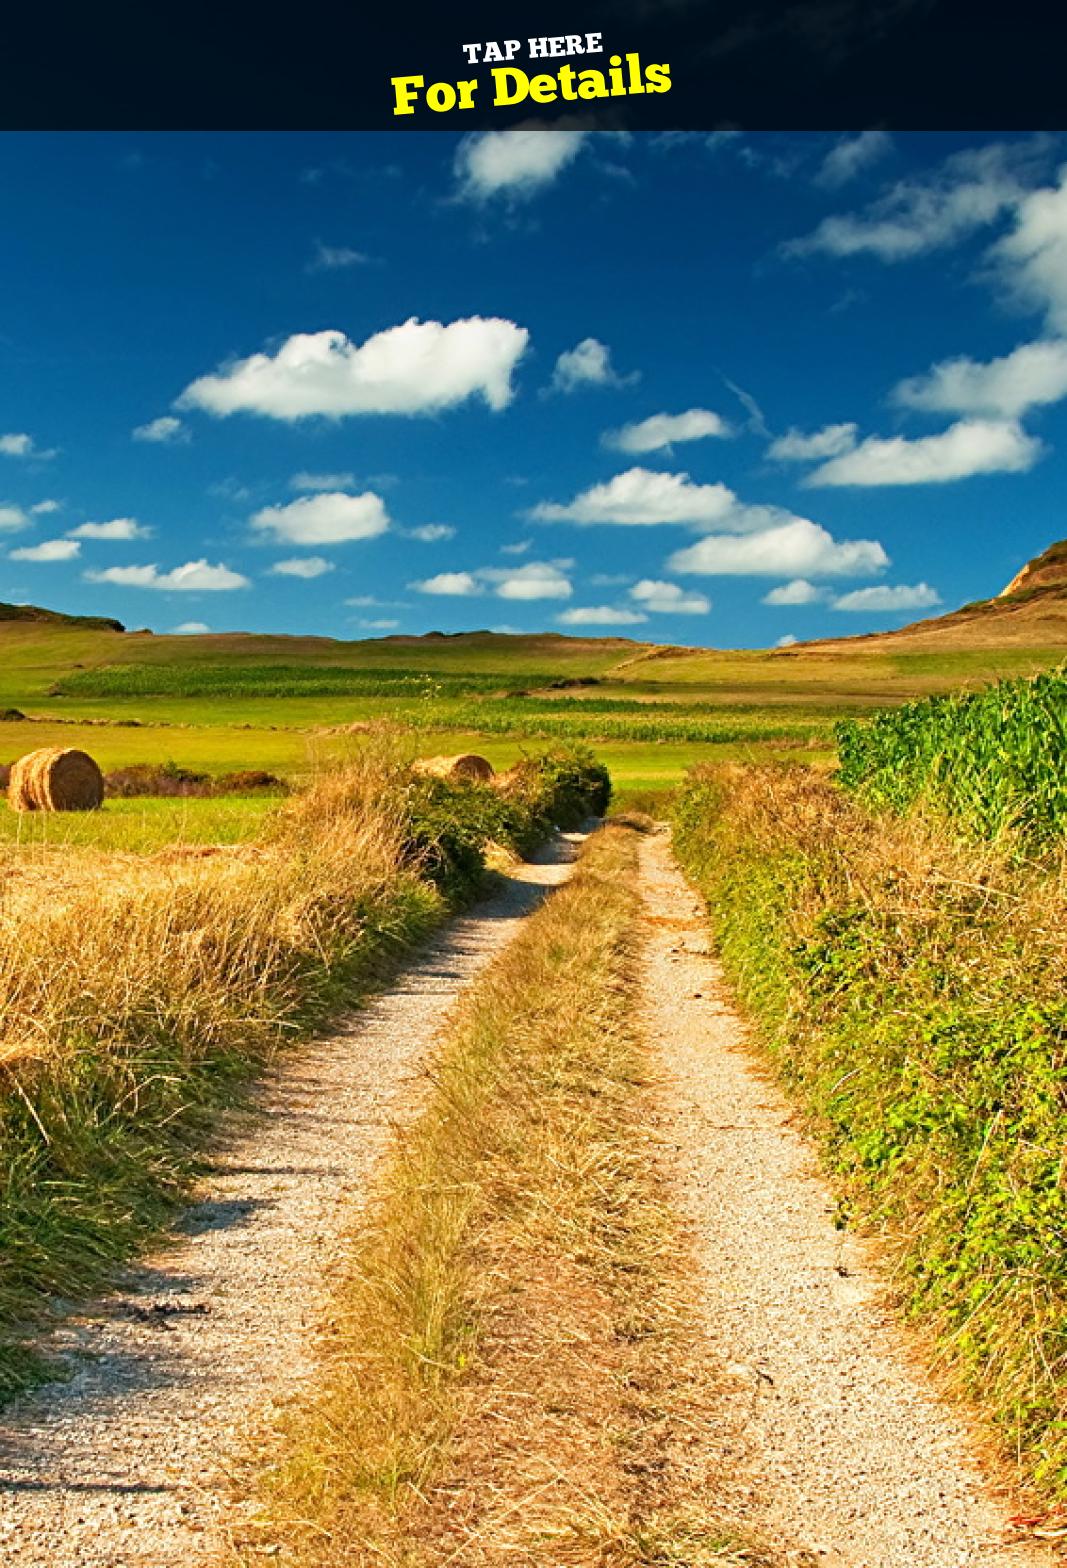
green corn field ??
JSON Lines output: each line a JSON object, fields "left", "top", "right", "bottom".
{"left": 835, "top": 667, "right": 1067, "bottom": 847}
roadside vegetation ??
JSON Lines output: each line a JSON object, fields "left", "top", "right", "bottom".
{"left": 229, "top": 822, "right": 765, "bottom": 1568}
{"left": 0, "top": 745, "right": 608, "bottom": 1396}
{"left": 674, "top": 751, "right": 1067, "bottom": 1495}
{"left": 837, "top": 666, "right": 1067, "bottom": 848}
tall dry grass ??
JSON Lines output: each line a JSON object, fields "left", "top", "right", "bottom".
{"left": 0, "top": 750, "right": 442, "bottom": 1393}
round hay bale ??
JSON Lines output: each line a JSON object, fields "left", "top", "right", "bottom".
{"left": 412, "top": 753, "right": 495, "bottom": 784}
{"left": 8, "top": 747, "right": 104, "bottom": 812}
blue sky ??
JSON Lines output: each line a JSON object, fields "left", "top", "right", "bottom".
{"left": 2, "top": 130, "right": 1066, "bottom": 647}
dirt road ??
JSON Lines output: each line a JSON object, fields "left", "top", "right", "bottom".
{"left": 638, "top": 828, "right": 1052, "bottom": 1568}
{"left": 0, "top": 834, "right": 584, "bottom": 1568}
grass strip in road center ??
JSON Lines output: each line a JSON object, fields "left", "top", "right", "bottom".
{"left": 227, "top": 822, "right": 772, "bottom": 1567}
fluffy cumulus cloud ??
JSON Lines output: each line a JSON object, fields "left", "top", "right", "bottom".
{"left": 0, "top": 432, "right": 58, "bottom": 460}
{"left": 603, "top": 408, "right": 730, "bottom": 454}
{"left": 531, "top": 467, "right": 737, "bottom": 527}
{"left": 413, "top": 571, "right": 482, "bottom": 597}
{"left": 0, "top": 505, "right": 29, "bottom": 531}
{"left": 815, "top": 131, "right": 893, "bottom": 189}
{"left": 762, "top": 578, "right": 824, "bottom": 605}
{"left": 807, "top": 418, "right": 1043, "bottom": 486}
{"left": 250, "top": 491, "right": 390, "bottom": 545}
{"left": 893, "top": 338, "right": 1067, "bottom": 419}
{"left": 10, "top": 538, "right": 80, "bottom": 562}
{"left": 132, "top": 415, "right": 187, "bottom": 443}
{"left": 832, "top": 582, "right": 942, "bottom": 612}
{"left": 550, "top": 337, "right": 637, "bottom": 394}
{"left": 406, "top": 523, "right": 455, "bottom": 542}
{"left": 455, "top": 128, "right": 589, "bottom": 201}
{"left": 478, "top": 562, "right": 572, "bottom": 600}
{"left": 788, "top": 141, "right": 1048, "bottom": 261}
{"left": 412, "top": 562, "right": 573, "bottom": 600}
{"left": 669, "top": 518, "right": 888, "bottom": 578}
{"left": 557, "top": 605, "right": 649, "bottom": 626}
{"left": 68, "top": 517, "right": 152, "bottom": 540}
{"left": 179, "top": 317, "right": 529, "bottom": 420}
{"left": 767, "top": 422, "right": 858, "bottom": 461}
{"left": 990, "top": 165, "right": 1067, "bottom": 333}
{"left": 85, "top": 560, "right": 249, "bottom": 591}
{"left": 629, "top": 578, "right": 711, "bottom": 614}
{"left": 269, "top": 556, "right": 335, "bottom": 578}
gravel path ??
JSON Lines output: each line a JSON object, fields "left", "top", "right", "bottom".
{"left": 0, "top": 833, "right": 585, "bottom": 1568}
{"left": 639, "top": 829, "right": 1054, "bottom": 1568}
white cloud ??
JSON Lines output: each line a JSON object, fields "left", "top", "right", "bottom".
{"left": 68, "top": 517, "right": 152, "bottom": 541}
{"left": 358, "top": 618, "right": 400, "bottom": 630}
{"left": 10, "top": 538, "right": 80, "bottom": 562}
{"left": 172, "top": 621, "right": 210, "bottom": 634}
{"left": 893, "top": 339, "right": 1067, "bottom": 418}
{"left": 669, "top": 518, "right": 888, "bottom": 578}
{"left": 767, "top": 422, "right": 858, "bottom": 461}
{"left": 406, "top": 524, "right": 455, "bottom": 542}
{"left": 603, "top": 408, "right": 730, "bottom": 454}
{"left": 0, "top": 505, "right": 29, "bottom": 532}
{"left": 0, "top": 432, "right": 58, "bottom": 460}
{"left": 832, "top": 582, "right": 942, "bottom": 612}
{"left": 989, "top": 165, "right": 1067, "bottom": 333}
{"left": 531, "top": 467, "right": 736, "bottom": 527}
{"left": 85, "top": 560, "right": 250, "bottom": 591}
{"left": 455, "top": 128, "right": 588, "bottom": 201}
{"left": 550, "top": 337, "right": 637, "bottom": 394}
{"left": 269, "top": 556, "right": 335, "bottom": 578}
{"left": 788, "top": 141, "right": 1048, "bottom": 261}
{"left": 629, "top": 578, "right": 711, "bottom": 614}
{"left": 478, "top": 563, "right": 572, "bottom": 601}
{"left": 762, "top": 578, "right": 824, "bottom": 605}
{"left": 308, "top": 242, "right": 371, "bottom": 272}
{"left": 290, "top": 470, "right": 357, "bottom": 491}
{"left": 133, "top": 415, "right": 187, "bottom": 444}
{"left": 250, "top": 491, "right": 390, "bottom": 545}
{"left": 815, "top": 131, "right": 893, "bottom": 189}
{"left": 776, "top": 633, "right": 799, "bottom": 647}
{"left": 30, "top": 499, "right": 61, "bottom": 515}
{"left": 411, "top": 561, "right": 573, "bottom": 601}
{"left": 557, "top": 605, "right": 649, "bottom": 626}
{"left": 413, "top": 571, "right": 482, "bottom": 597}
{"left": 345, "top": 594, "right": 409, "bottom": 609}
{"left": 500, "top": 539, "right": 532, "bottom": 555}
{"left": 807, "top": 419, "right": 1043, "bottom": 486}
{"left": 179, "top": 316, "right": 529, "bottom": 419}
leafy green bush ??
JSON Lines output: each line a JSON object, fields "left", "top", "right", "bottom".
{"left": 403, "top": 747, "right": 611, "bottom": 899}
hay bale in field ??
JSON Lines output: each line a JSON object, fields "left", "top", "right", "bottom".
{"left": 412, "top": 753, "right": 495, "bottom": 784}
{"left": 8, "top": 747, "right": 104, "bottom": 812}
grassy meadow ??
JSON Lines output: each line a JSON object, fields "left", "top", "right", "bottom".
{"left": 1, "top": 612, "right": 1065, "bottom": 835}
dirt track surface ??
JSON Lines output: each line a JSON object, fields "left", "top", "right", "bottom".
{"left": 0, "top": 834, "right": 584, "bottom": 1568}
{"left": 639, "top": 829, "right": 1053, "bottom": 1568}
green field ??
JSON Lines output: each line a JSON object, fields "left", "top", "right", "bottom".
{"left": 1, "top": 613, "right": 1065, "bottom": 840}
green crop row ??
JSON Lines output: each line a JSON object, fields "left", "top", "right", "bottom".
{"left": 836, "top": 667, "right": 1067, "bottom": 847}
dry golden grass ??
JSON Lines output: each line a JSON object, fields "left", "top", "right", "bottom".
{"left": 223, "top": 824, "right": 777, "bottom": 1568}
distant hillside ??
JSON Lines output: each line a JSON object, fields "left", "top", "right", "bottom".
{"left": 0, "top": 600, "right": 125, "bottom": 634}
{"left": 782, "top": 539, "right": 1067, "bottom": 655}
